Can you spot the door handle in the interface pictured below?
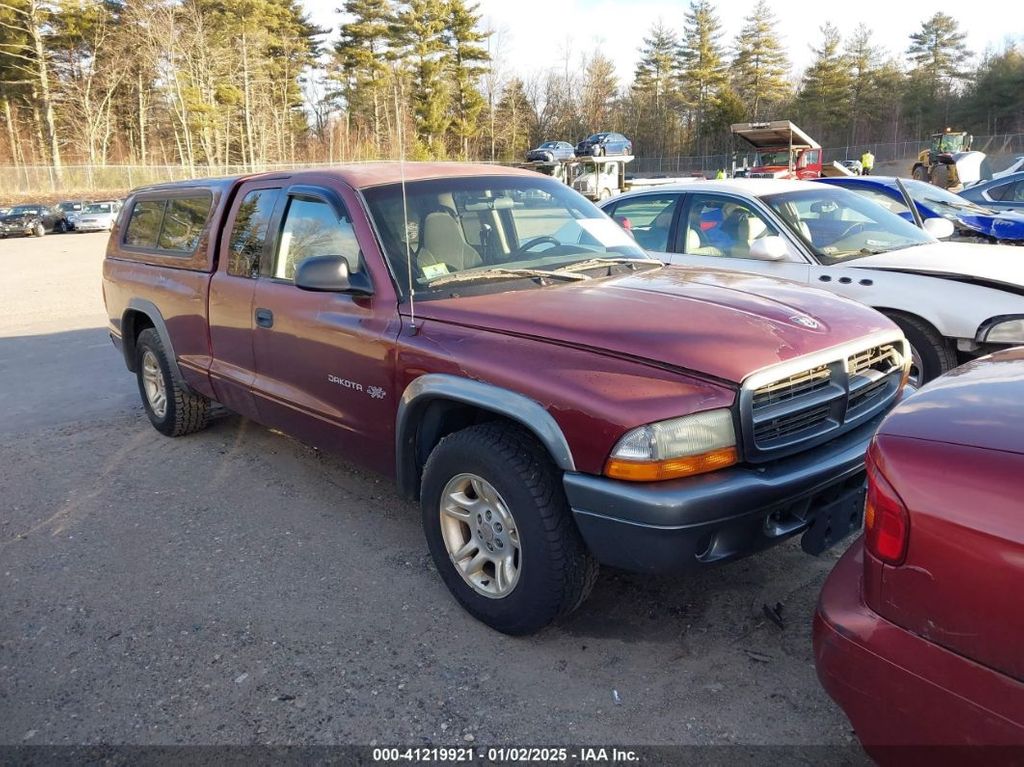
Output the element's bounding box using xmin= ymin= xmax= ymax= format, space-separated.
xmin=255 ymin=308 xmax=274 ymax=328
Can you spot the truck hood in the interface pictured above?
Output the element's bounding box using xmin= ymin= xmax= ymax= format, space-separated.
xmin=849 ymin=241 xmax=1024 ymax=289
xmin=414 ymin=266 xmax=896 ymax=385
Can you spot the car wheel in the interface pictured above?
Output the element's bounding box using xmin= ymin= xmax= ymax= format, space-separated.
xmin=33 ymin=223 xmax=46 ymax=237
xmin=57 ymin=220 xmax=68 ymax=233
xmin=598 ymin=189 xmax=611 ymax=200
xmin=883 ymin=312 xmax=957 ymax=386
xmin=912 ymin=165 xmax=929 ymax=182
xmin=135 ymin=328 xmax=211 ymax=437
xmin=420 ymin=422 xmax=598 ymax=635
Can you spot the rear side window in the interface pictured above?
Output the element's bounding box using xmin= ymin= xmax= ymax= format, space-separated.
xmin=123 ymin=193 xmax=212 ymax=255
xmin=228 ymin=189 xmax=281 ymax=277
xmin=124 ymin=200 xmax=164 ymax=247
xmin=158 ymin=197 xmax=210 ymax=253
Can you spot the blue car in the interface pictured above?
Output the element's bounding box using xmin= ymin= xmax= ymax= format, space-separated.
xmin=525 ymin=141 xmax=575 ymax=163
xmin=817 ymin=176 xmax=1024 ymax=245
xmin=959 ymin=171 xmax=1024 ymax=213
xmin=575 ymin=132 xmax=632 ymax=157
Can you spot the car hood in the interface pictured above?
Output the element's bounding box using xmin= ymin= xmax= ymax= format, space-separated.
xmin=849 ymin=241 xmax=1024 ymax=288
xmin=953 ymin=210 xmax=1024 ymax=241
xmin=414 ymin=266 xmax=896 ymax=385
xmin=1 ymin=213 xmax=36 ymax=223
xmin=878 ymin=347 xmax=1024 ymax=455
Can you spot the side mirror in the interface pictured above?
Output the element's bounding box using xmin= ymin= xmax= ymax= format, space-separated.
xmin=749 ymin=236 xmax=789 ymax=261
xmin=922 ymin=217 xmax=955 ymax=240
xmin=294 ymin=255 xmax=373 ymax=294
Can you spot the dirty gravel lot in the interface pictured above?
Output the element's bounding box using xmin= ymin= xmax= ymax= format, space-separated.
xmin=0 ymin=232 xmax=862 ymax=752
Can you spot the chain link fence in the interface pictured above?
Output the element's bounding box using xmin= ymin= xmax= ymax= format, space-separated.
xmin=2 ymin=134 xmax=1022 ymax=195
xmin=629 ymin=133 xmax=1024 ymax=177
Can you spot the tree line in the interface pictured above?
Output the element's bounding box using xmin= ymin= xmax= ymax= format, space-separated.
xmin=1 ymin=0 xmax=1022 ymax=181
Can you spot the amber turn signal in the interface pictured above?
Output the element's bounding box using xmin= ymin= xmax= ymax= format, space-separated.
xmin=604 ymin=446 xmax=738 ymax=482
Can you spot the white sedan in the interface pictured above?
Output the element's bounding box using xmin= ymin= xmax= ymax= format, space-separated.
xmin=600 ymin=179 xmax=1024 ymax=383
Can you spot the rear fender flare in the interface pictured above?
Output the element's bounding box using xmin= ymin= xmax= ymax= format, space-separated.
xmin=122 ymin=299 xmax=191 ymax=391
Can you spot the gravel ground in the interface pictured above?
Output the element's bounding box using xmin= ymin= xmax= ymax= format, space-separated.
xmin=0 ymin=231 xmax=863 ymax=753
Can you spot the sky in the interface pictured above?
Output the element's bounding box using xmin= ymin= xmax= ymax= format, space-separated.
xmin=302 ymin=0 xmax=1020 ymax=83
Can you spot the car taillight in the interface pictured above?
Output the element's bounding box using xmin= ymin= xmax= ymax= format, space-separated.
xmin=864 ymin=448 xmax=910 ymax=565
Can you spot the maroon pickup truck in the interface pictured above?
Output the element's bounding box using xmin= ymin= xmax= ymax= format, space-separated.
xmin=103 ymin=163 xmax=911 ymax=634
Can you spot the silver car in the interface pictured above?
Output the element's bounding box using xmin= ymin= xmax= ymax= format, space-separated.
xmin=75 ymin=200 xmax=122 ymax=232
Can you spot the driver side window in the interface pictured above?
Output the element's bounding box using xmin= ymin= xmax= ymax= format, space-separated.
xmin=268 ymin=196 xmax=361 ymax=281
xmin=680 ymin=195 xmax=779 ymax=259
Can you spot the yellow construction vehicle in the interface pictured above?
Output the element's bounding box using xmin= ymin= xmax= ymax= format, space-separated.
xmin=911 ymin=128 xmax=974 ymax=189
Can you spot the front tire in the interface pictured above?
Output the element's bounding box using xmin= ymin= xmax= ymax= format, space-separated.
xmin=135 ymin=328 xmax=210 ymax=436
xmin=33 ymin=223 xmax=45 ymax=237
xmin=420 ymin=422 xmax=598 ymax=635
xmin=912 ymin=164 xmax=929 ymax=182
xmin=883 ymin=311 xmax=957 ymax=385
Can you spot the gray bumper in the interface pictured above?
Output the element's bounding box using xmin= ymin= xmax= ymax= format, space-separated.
xmin=563 ymin=412 xmax=884 ymax=573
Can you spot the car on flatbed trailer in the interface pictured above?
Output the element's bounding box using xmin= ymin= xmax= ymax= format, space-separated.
xmin=103 ymin=163 xmax=910 ymax=634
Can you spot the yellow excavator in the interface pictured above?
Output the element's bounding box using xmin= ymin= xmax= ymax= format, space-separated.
xmin=911 ymin=128 xmax=979 ymax=189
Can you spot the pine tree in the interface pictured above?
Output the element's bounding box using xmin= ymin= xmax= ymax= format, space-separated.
xmin=844 ymin=24 xmax=882 ymax=146
xmin=677 ymin=0 xmax=728 ymax=154
xmin=632 ymin=23 xmax=681 ymax=157
xmin=494 ymin=76 xmax=532 ymax=161
xmin=731 ymin=0 xmax=791 ymax=120
xmin=906 ymin=12 xmax=971 ymax=128
xmin=444 ymin=0 xmax=489 ymax=159
xmin=579 ymin=52 xmax=617 ymax=134
xmin=795 ymin=23 xmax=852 ymax=143
xmin=335 ymin=0 xmax=394 ymax=154
xmin=907 ymin=13 xmax=970 ymax=91
xmin=391 ymin=0 xmax=450 ymax=156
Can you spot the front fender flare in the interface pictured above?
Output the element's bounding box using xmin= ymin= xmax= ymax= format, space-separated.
xmin=395 ymin=374 xmax=576 ymax=500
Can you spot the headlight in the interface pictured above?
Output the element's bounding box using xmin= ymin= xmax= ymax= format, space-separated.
xmin=979 ymin=317 xmax=1024 ymax=345
xmin=604 ymin=409 xmax=737 ymax=482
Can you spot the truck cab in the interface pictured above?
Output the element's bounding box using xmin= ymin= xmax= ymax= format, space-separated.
xmin=731 ymin=121 xmax=824 ymax=180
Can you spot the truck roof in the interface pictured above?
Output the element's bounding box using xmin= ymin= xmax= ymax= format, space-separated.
xmin=730 ymin=121 xmax=820 ymax=150
xmin=128 ymin=162 xmax=539 ymax=197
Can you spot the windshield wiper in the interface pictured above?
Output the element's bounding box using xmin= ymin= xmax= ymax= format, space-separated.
xmin=425 ymin=267 xmax=590 ymax=288
xmin=554 ymin=257 xmax=659 ymax=273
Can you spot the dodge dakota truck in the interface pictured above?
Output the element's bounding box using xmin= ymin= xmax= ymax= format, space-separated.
xmin=103 ymin=163 xmax=911 ymax=634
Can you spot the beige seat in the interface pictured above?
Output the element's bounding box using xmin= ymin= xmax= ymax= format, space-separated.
xmin=417 ymin=211 xmax=482 ymax=273
xmin=684 ymin=226 xmax=724 ymax=257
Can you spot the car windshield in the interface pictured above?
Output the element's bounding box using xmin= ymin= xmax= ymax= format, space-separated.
xmin=84 ymin=203 xmax=113 ymax=214
xmin=904 ymin=180 xmax=993 ymax=216
xmin=363 ymin=176 xmax=654 ymax=300
xmin=539 ymin=142 xmax=557 ymax=148
xmin=763 ymin=187 xmax=933 ymax=264
xmin=587 ymin=134 xmax=607 ymax=141
xmin=59 ymin=202 xmax=80 ymax=211
xmin=10 ymin=205 xmax=41 ymax=214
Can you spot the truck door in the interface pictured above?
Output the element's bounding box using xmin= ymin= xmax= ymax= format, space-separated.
xmin=207 ymin=181 xmax=285 ymax=419
xmin=249 ymin=183 xmax=400 ymax=475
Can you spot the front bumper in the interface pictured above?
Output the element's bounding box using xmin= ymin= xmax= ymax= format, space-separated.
xmin=563 ymin=412 xmax=884 ymax=573
xmin=813 ymin=540 xmax=1024 ymax=757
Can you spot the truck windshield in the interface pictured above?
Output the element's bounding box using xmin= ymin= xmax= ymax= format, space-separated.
xmin=763 ymin=187 xmax=933 ymax=264
xmin=756 ymin=151 xmax=791 ymax=166
xmin=363 ymin=176 xmax=653 ymax=299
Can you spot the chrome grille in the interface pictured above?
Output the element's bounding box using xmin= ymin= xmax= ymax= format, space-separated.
xmin=752 ymin=365 xmax=831 ymax=409
xmin=742 ymin=336 xmax=907 ymax=462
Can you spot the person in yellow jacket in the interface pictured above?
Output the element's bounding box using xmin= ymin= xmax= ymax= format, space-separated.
xmin=715 ymin=169 xmax=726 ymax=179
xmin=861 ymin=150 xmax=875 ymax=176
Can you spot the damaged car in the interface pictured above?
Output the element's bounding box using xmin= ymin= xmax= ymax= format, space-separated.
xmin=601 ymin=179 xmax=1024 ymax=384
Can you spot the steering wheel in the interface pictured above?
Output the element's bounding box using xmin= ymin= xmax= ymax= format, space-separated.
xmin=835 ymin=222 xmax=867 ymax=240
xmin=515 ymin=235 xmax=561 ymax=254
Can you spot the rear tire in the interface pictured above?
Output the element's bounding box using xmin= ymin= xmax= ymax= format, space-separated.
xmin=912 ymin=165 xmax=929 ymax=182
xmin=135 ymin=328 xmax=210 ymax=437
xmin=420 ymin=422 xmax=598 ymax=635
xmin=882 ymin=311 xmax=957 ymax=385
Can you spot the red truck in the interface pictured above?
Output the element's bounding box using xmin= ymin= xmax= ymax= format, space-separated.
xmin=731 ymin=121 xmax=825 ymax=180
xmin=102 ymin=163 xmax=911 ymax=634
